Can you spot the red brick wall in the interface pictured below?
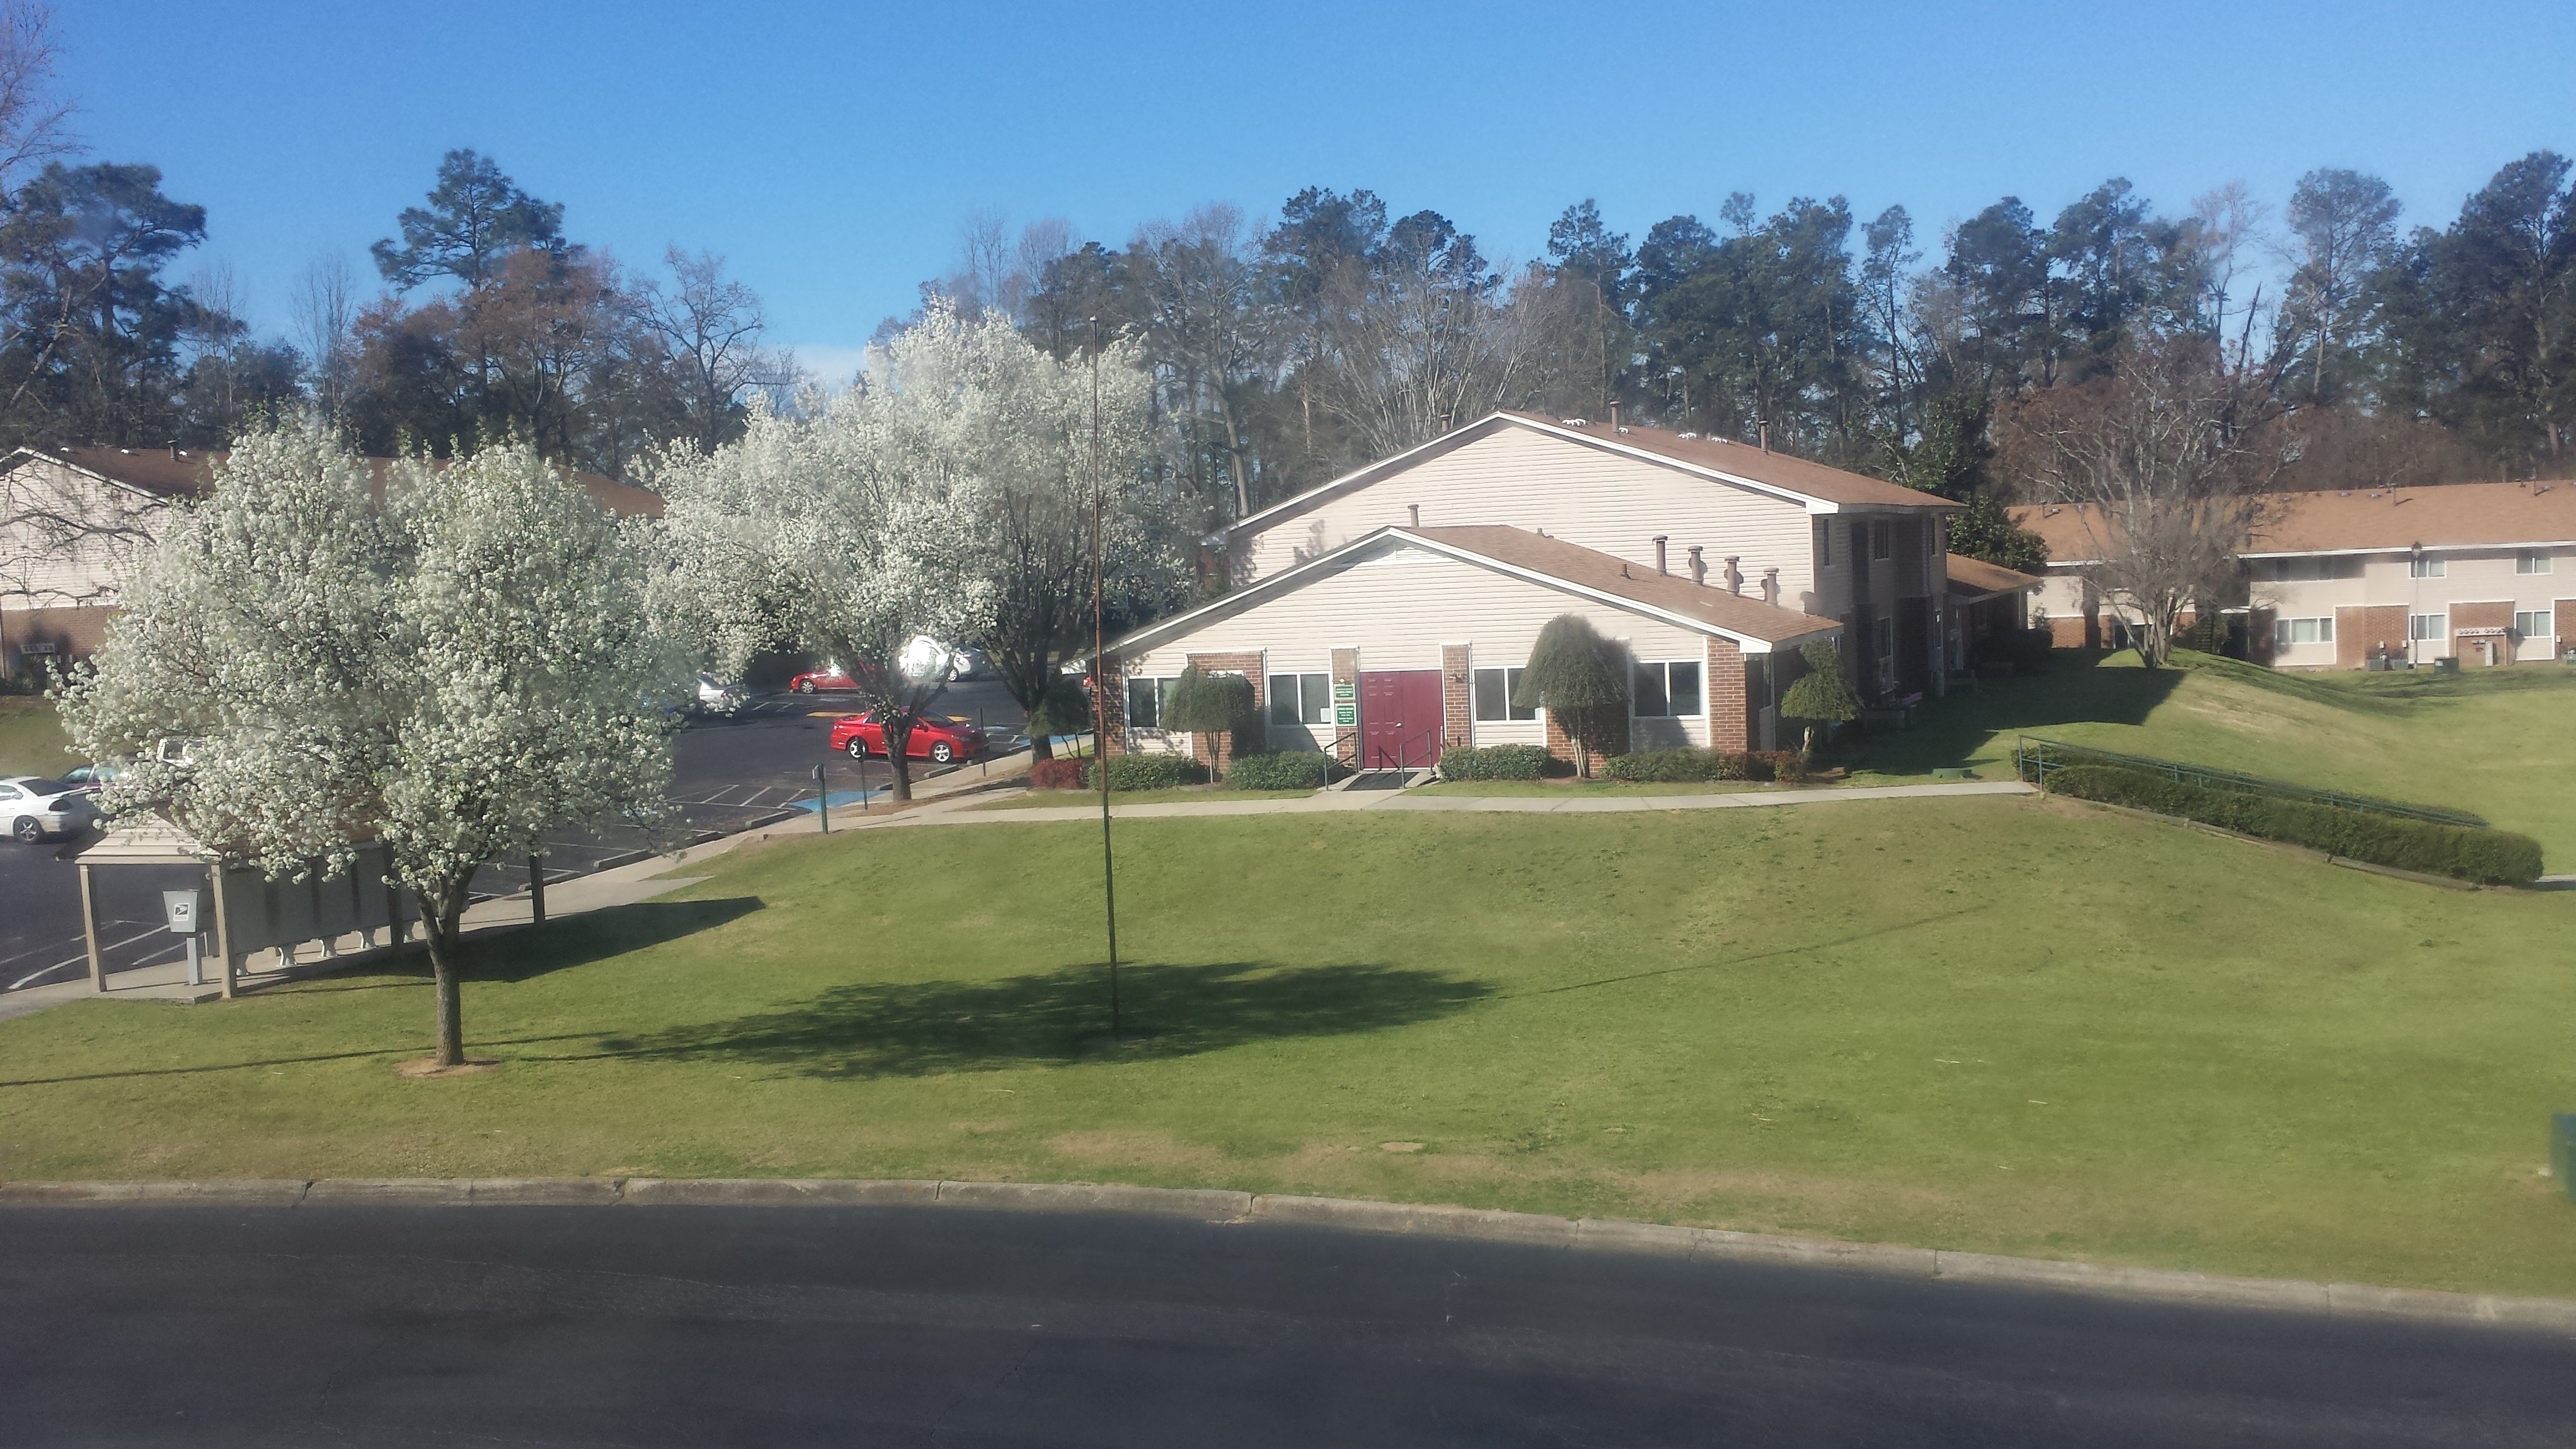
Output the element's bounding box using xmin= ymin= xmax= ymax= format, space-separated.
xmin=2450 ymin=601 xmax=2514 ymax=666
xmin=1 ymin=604 xmax=115 ymax=675
xmin=1439 ymin=645 xmax=1472 ymax=753
xmin=1184 ymin=651 xmax=1265 ymax=771
xmin=2334 ymin=605 xmax=2408 ymax=669
xmin=1705 ymin=637 xmax=1747 ymax=752
xmin=2557 ymin=600 xmax=2576 ymax=657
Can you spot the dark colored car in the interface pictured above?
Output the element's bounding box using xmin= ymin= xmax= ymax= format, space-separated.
xmin=827 ymin=711 xmax=986 ymax=765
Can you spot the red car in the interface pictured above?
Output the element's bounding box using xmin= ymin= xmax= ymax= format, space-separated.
xmin=788 ymin=665 xmax=859 ymax=694
xmin=829 ymin=710 xmax=987 ymax=765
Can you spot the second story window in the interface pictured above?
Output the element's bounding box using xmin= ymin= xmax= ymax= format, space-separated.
xmin=2409 ymin=555 xmax=2446 ymax=578
xmin=2519 ymin=552 xmax=2554 ymax=574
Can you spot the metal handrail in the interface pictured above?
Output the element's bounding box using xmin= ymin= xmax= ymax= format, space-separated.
xmin=2012 ymin=735 xmax=2487 ymax=827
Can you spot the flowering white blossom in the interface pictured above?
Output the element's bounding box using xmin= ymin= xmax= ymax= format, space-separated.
xmin=59 ymin=421 xmax=683 ymax=1066
xmin=645 ymin=301 xmax=1186 ymax=790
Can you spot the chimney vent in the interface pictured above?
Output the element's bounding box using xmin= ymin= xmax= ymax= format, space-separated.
xmin=1755 ymin=417 xmax=1772 ymax=453
xmin=1760 ymin=567 xmax=1780 ymax=606
xmin=1653 ymin=535 xmax=1669 ymax=575
xmin=1687 ymin=545 xmax=1706 ymax=585
xmin=1723 ymin=555 xmax=1743 ymax=595
xmin=1408 ymin=504 xmax=1420 ymax=527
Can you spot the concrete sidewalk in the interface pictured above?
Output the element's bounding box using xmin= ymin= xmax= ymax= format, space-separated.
xmin=902 ymin=778 xmax=2034 ymax=827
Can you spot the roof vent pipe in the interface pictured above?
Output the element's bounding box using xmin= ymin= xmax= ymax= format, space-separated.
xmin=1687 ymin=545 xmax=1707 ymax=585
xmin=1723 ymin=556 xmax=1743 ymax=595
xmin=1760 ymin=568 xmax=1780 ymax=607
xmin=1755 ymin=417 xmax=1772 ymax=454
xmin=1408 ymin=504 xmax=1420 ymax=527
xmin=1653 ymin=535 xmax=1668 ymax=575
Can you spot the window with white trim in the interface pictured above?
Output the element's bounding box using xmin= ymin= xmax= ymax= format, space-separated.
xmin=2514 ymin=610 xmax=2552 ymax=638
xmin=1631 ymin=660 xmax=1703 ymax=718
xmin=1266 ymin=672 xmax=1330 ymax=727
xmin=2408 ymin=613 xmax=2445 ymax=642
xmin=1125 ymin=676 xmax=1176 ymax=729
xmin=2518 ymin=552 xmax=2553 ymax=574
xmin=1472 ymin=666 xmax=1536 ymax=721
xmin=2273 ymin=617 xmax=2334 ymax=648
xmin=2409 ymin=555 xmax=2446 ymax=578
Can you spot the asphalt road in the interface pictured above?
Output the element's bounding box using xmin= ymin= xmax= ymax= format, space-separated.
xmin=2 ymin=1204 xmax=2570 ymax=1446
xmin=0 ymin=681 xmax=1028 ymax=994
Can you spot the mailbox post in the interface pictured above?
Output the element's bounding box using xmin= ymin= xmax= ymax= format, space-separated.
xmin=162 ymin=888 xmax=205 ymax=987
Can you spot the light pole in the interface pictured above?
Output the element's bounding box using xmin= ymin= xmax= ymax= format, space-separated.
xmin=1089 ymin=327 xmax=1120 ymax=1038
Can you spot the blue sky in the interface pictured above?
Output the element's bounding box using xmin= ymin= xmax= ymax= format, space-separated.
xmin=59 ymin=0 xmax=2576 ymax=373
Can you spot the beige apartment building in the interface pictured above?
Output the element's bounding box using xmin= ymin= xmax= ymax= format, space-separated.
xmin=2014 ymin=481 xmax=2575 ymax=670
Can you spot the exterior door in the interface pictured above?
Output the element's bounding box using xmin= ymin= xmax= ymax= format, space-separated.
xmin=1359 ymin=670 xmax=1444 ymax=768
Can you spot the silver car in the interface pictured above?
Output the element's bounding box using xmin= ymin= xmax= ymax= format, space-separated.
xmin=0 ymin=775 xmax=101 ymax=842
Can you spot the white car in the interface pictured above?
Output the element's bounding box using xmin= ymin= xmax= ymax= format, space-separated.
xmin=0 ymin=775 xmax=101 ymax=842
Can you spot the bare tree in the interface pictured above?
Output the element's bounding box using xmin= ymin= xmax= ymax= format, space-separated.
xmin=1312 ymin=242 xmax=1539 ymax=460
xmin=1132 ymin=205 xmax=1273 ymax=516
xmin=2007 ymin=334 xmax=2285 ymax=666
xmin=0 ymin=1 xmax=72 ymax=195
xmin=293 ymin=252 xmax=358 ymax=421
xmin=631 ymin=246 xmax=788 ymax=451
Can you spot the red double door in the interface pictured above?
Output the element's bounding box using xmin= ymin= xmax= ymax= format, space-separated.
xmin=1359 ymin=669 xmax=1444 ymax=769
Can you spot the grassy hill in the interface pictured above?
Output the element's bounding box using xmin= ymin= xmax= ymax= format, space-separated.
xmin=0 ymin=698 xmax=69 ymax=777
xmin=3 ymin=798 xmax=2569 ymax=1296
xmin=1850 ymin=651 xmax=2576 ymax=866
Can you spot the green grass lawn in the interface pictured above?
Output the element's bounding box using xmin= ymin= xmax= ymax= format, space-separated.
xmin=981 ymin=786 xmax=1320 ymax=809
xmin=0 ymin=698 xmax=69 ymax=776
xmin=1848 ymin=651 xmax=2576 ymax=866
xmin=2 ymin=797 xmax=2569 ymax=1295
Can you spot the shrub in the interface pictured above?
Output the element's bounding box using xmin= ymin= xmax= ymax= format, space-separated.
xmin=1082 ymin=754 xmax=1211 ymax=791
xmin=1226 ymin=750 xmax=1336 ymax=790
xmin=1024 ymin=678 xmax=1094 ymax=739
xmin=1780 ymin=639 xmax=1861 ymax=751
xmin=1603 ymin=748 xmax=1745 ymax=783
xmin=1436 ymin=743 xmax=1550 ymax=781
xmin=2013 ymin=626 xmax=2056 ymax=672
xmin=1027 ymin=757 xmax=1086 ymax=790
xmin=1516 ymin=615 xmax=1626 ymax=775
xmin=2044 ymin=764 xmax=2544 ymax=884
xmin=1749 ymin=749 xmax=1815 ymax=783
xmin=1163 ymin=665 xmax=1262 ymax=778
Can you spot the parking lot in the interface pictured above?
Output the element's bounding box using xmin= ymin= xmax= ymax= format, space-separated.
xmin=0 ymin=683 xmax=1027 ymax=995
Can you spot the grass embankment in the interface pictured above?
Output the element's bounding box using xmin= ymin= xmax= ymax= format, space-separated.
xmin=1852 ymin=651 xmax=2576 ymax=866
xmin=0 ymin=698 xmax=69 ymax=776
xmin=2 ymin=798 xmax=2569 ymax=1295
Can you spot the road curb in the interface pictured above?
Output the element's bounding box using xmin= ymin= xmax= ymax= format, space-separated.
xmin=5 ymin=1176 xmax=2572 ymax=1334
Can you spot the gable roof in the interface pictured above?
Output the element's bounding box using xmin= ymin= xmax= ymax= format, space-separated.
xmin=2013 ymin=481 xmax=2574 ymax=565
xmin=1943 ymin=553 xmax=2043 ymax=601
xmin=1111 ymin=522 xmax=1843 ymax=658
xmin=1224 ymin=411 xmax=1954 ymax=544
xmin=11 ymin=446 xmax=666 ymax=519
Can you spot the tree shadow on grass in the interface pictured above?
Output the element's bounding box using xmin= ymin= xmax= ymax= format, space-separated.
xmin=1853 ymin=652 xmax=2187 ymax=775
xmin=460 ymin=897 xmax=765 ymax=983
xmin=590 ymin=960 xmax=1492 ymax=1079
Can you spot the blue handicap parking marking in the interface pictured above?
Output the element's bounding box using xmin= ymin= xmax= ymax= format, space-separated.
xmin=789 ymin=788 xmax=884 ymax=813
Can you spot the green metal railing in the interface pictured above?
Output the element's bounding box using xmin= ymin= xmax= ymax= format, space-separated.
xmin=2012 ymin=736 xmax=2488 ymax=828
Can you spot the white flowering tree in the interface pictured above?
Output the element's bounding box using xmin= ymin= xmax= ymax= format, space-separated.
xmin=646 ymin=301 xmax=1186 ymax=791
xmin=59 ymin=422 xmax=681 ymax=1068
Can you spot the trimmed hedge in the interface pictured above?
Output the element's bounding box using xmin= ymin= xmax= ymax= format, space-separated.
xmin=1601 ymin=748 xmax=1817 ymax=784
xmin=1081 ymin=754 xmax=1211 ymax=791
xmin=1437 ymin=744 xmax=1550 ymax=781
xmin=2045 ymin=764 xmax=2543 ymax=885
xmin=1227 ymin=750 xmax=1337 ymax=790
xmin=1027 ymin=757 xmax=1086 ymax=790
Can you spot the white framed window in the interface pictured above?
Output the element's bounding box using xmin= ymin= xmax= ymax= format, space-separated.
xmin=1266 ymin=672 xmax=1330 ymax=727
xmin=1631 ymin=660 xmax=1704 ymax=718
xmin=2515 ymin=610 xmax=2552 ymax=638
xmin=1125 ymin=675 xmax=1177 ymax=729
xmin=2518 ymin=553 xmax=2553 ymax=575
xmin=2408 ymin=613 xmax=2445 ymax=642
xmin=2409 ymin=555 xmax=2446 ymax=578
xmin=2273 ymin=617 xmax=2334 ymax=648
xmin=1472 ymin=666 xmax=1536 ymax=721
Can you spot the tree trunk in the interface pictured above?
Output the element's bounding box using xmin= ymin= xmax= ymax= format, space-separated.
xmin=884 ymin=720 xmax=914 ymax=801
xmin=422 ymin=895 xmax=466 ymax=1068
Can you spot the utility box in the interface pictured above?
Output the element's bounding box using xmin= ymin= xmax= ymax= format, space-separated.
xmin=2557 ymin=1116 xmax=2576 ymax=1204
xmin=162 ymin=889 xmax=204 ymax=936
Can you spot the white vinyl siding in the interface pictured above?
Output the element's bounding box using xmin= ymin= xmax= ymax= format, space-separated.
xmin=1231 ymin=424 xmax=1822 ymax=613
xmin=1132 ymin=542 xmax=1720 ymax=748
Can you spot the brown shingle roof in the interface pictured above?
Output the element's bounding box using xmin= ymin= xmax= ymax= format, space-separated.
xmin=1498 ymin=411 xmax=1956 ymax=510
xmin=1407 ymin=524 xmax=1840 ymax=645
xmin=1943 ymin=553 xmax=2042 ymax=599
xmin=35 ymin=446 xmax=665 ymax=519
xmin=2014 ymin=481 xmax=2574 ymax=564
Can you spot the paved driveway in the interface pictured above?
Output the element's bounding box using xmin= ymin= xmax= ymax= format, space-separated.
xmin=0 ymin=681 xmax=1028 ymax=995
